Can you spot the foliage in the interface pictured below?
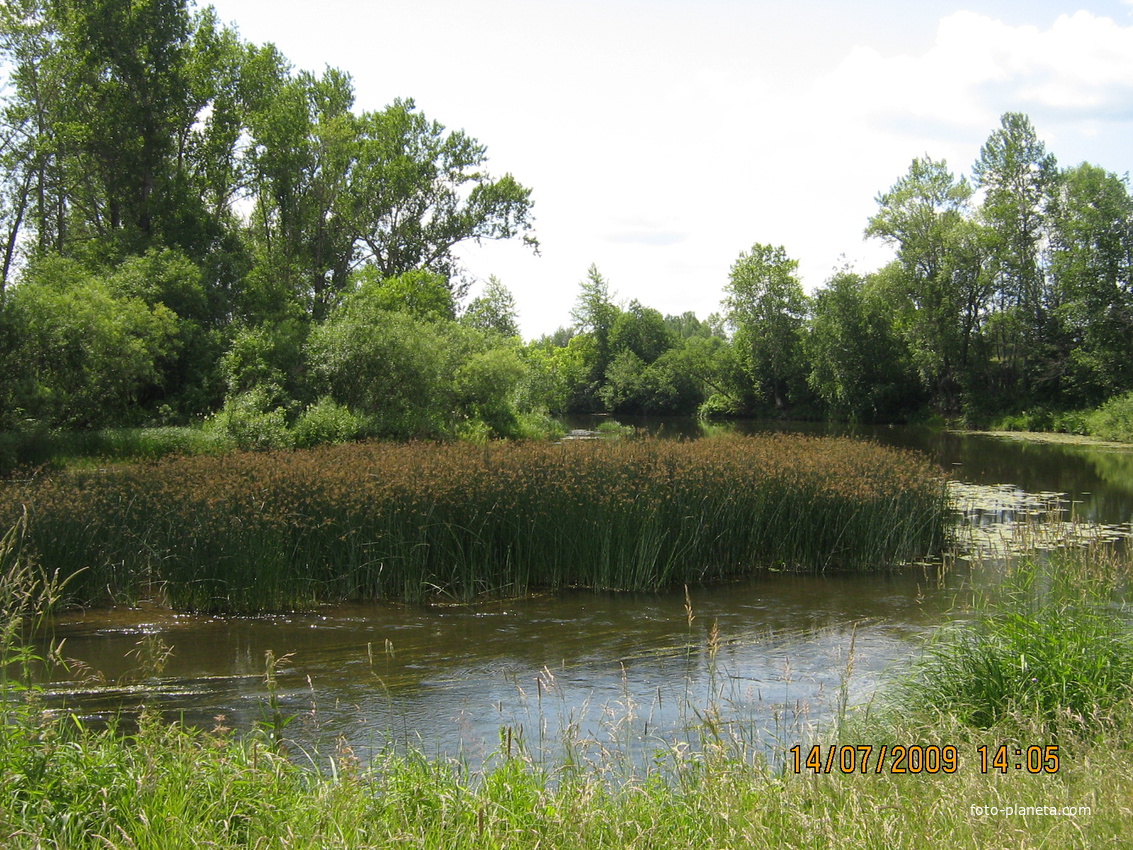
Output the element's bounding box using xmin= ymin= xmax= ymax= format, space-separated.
xmin=865 ymin=158 xmax=988 ymax=408
xmin=973 ymin=112 xmax=1060 ymax=398
xmin=517 ymin=337 xmax=591 ymax=415
xmin=0 ymin=426 xmax=234 ymax=475
xmin=207 ymin=386 xmax=292 ymax=451
xmin=305 ymin=291 xmax=455 ymax=438
xmin=461 ymin=275 xmax=521 ymax=338
xmin=1047 ymin=163 xmax=1133 ymax=404
xmin=292 ymin=397 xmax=371 ymax=449
xmin=454 ymin=347 xmax=529 ymax=437
xmin=350 ymin=267 xmax=456 ymax=322
xmin=2 ymin=0 xmax=1132 ymax=445
xmin=724 ymin=244 xmax=810 ymax=411
xmin=806 ymin=269 xmax=922 ymax=421
xmin=219 ymin=319 xmax=307 ymax=399
xmin=3 ymin=255 xmax=180 ymax=427
xmin=1085 ymin=391 xmax=1133 ymax=443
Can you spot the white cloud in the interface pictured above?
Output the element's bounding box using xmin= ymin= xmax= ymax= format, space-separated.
xmin=817 ymin=10 xmax=1133 ymax=134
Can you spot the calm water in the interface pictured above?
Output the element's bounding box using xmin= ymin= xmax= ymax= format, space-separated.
xmin=37 ymin=424 xmax=1133 ymax=766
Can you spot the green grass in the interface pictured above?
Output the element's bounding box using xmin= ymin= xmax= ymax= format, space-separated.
xmin=2 ymin=520 xmax=1132 ymax=847
xmin=0 ymin=713 xmax=1127 ymax=849
xmin=888 ymin=549 xmax=1133 ymax=737
xmin=0 ymin=434 xmax=948 ymax=612
xmin=982 ymin=390 xmax=1133 ymax=444
xmin=0 ymin=425 xmax=235 ymax=474
xmin=1085 ymin=390 xmax=1133 ymax=443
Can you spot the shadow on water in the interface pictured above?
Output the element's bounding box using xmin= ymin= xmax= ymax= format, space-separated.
xmin=36 ymin=419 xmax=1133 ymax=766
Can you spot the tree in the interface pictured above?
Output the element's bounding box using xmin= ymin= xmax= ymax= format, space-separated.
xmin=724 ymin=244 xmax=809 ymax=410
xmin=806 ymin=268 xmax=921 ymax=421
xmin=865 ymin=157 xmax=990 ymax=408
xmin=462 ymin=275 xmax=520 ymax=337
xmin=569 ymin=264 xmax=619 ymax=410
xmin=1046 ymin=163 xmax=1133 ymax=402
xmin=973 ymin=112 xmax=1059 ymax=397
xmin=243 ymin=53 xmax=358 ymax=319
xmin=245 ymin=85 xmax=538 ymax=319
xmin=0 ymin=0 xmax=251 ymax=304
xmin=609 ymin=300 xmax=675 ymax=364
xmin=348 ymin=99 xmax=537 ymax=289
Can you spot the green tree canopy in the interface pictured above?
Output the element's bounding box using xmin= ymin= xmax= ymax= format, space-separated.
xmin=724 ymin=243 xmax=810 ymax=410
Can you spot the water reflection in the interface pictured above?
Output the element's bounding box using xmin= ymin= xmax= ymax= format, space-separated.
xmin=42 ymin=569 xmax=959 ymax=767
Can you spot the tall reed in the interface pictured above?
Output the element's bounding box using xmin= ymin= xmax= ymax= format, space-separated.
xmin=0 ymin=435 xmax=948 ymax=612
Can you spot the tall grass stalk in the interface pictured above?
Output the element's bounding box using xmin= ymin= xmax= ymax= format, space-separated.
xmin=0 ymin=435 xmax=948 ymax=612
xmin=890 ymin=546 xmax=1133 ymax=737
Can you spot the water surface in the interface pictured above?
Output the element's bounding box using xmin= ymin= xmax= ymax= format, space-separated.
xmin=38 ymin=424 xmax=1133 ymax=765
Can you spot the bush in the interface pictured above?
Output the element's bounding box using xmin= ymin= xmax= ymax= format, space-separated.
xmin=292 ymin=398 xmax=370 ymax=448
xmin=208 ymin=387 xmax=292 ymax=451
xmin=1087 ymin=391 xmax=1133 ymax=443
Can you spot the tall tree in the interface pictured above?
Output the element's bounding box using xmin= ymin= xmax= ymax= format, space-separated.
xmin=1047 ymin=163 xmax=1133 ymax=401
xmin=0 ymin=0 xmax=250 ymax=270
xmin=866 ymin=156 xmax=990 ymax=407
xmin=973 ymin=112 xmax=1058 ymax=397
xmin=243 ymin=51 xmax=358 ymax=319
xmin=724 ymin=243 xmax=809 ymax=410
xmin=348 ymin=99 xmax=537 ymax=289
xmin=566 ymin=264 xmax=619 ymax=411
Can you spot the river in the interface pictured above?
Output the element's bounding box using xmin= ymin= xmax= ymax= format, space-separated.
xmin=36 ymin=423 xmax=1133 ymax=767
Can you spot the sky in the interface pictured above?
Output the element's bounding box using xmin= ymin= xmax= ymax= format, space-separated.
xmin=207 ymin=0 xmax=1133 ymax=338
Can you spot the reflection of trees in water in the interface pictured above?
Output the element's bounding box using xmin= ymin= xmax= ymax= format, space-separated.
xmin=1083 ymin=450 xmax=1133 ymax=496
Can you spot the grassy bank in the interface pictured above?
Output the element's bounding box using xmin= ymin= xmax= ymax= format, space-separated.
xmin=1 ymin=526 xmax=1131 ymax=848
xmin=987 ymin=389 xmax=1133 ymax=444
xmin=0 ymin=434 xmax=947 ymax=612
xmin=0 ymin=711 xmax=1126 ymax=849
xmin=0 ymin=425 xmax=236 ymax=474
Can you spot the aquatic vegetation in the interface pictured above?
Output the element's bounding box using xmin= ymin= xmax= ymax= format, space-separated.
xmin=2 ymin=518 xmax=1131 ymax=847
xmin=948 ymin=481 xmax=1133 ymax=556
xmin=891 ymin=550 xmax=1133 ymax=737
xmin=0 ymin=435 xmax=947 ymax=612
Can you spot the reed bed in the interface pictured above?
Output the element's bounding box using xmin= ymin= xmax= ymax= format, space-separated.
xmin=0 ymin=434 xmax=948 ymax=612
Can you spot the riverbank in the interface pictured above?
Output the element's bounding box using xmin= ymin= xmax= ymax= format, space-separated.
xmin=957 ymin=429 xmax=1133 ymax=450
xmin=3 ymin=537 xmax=1131 ymax=848
xmin=0 ymin=712 xmax=1124 ymax=849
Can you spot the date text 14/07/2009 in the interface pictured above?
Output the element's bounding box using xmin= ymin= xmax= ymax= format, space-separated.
xmin=789 ymin=744 xmax=1061 ymax=775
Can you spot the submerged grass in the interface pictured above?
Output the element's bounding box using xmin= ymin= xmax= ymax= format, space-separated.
xmin=0 ymin=434 xmax=948 ymax=612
